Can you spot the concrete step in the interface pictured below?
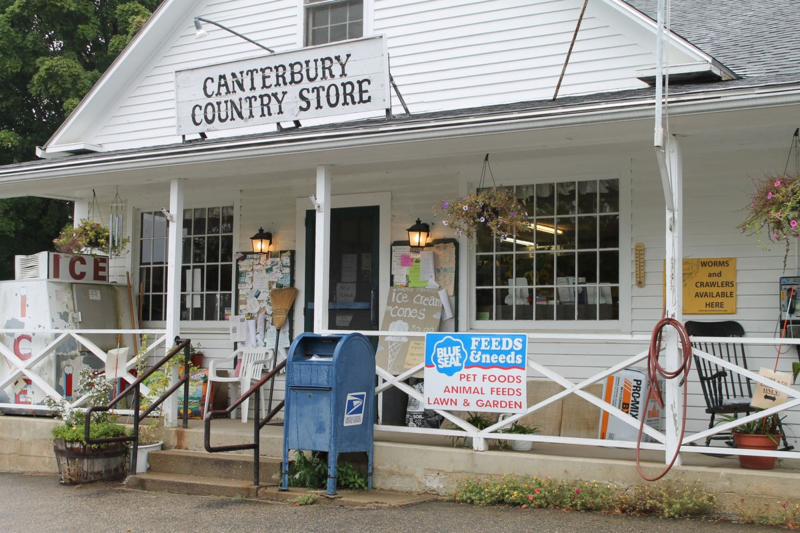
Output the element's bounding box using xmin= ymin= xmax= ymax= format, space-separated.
xmin=126 ymin=472 xmax=263 ymax=498
xmin=146 ymin=449 xmax=283 ymax=483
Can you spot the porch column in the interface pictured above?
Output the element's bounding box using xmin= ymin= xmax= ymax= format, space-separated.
xmin=165 ymin=178 xmax=184 ymax=426
xmin=314 ymin=165 xmax=332 ymax=334
xmin=73 ymin=200 xmax=89 ymax=226
xmin=663 ymin=136 xmax=683 ymax=465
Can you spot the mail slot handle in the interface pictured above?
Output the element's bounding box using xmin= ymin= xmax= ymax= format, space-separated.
xmin=290 ymin=386 xmax=332 ymax=392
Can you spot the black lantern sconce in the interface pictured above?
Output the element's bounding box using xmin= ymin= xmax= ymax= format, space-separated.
xmin=406 ymin=218 xmax=430 ymax=249
xmin=250 ymin=227 xmax=273 ymax=255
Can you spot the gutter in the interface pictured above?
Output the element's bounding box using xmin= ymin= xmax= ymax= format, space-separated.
xmin=2 ymin=82 xmax=800 ymax=185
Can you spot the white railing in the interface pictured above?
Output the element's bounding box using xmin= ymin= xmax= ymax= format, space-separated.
xmin=326 ymin=329 xmax=800 ymax=463
xmin=0 ymin=329 xmax=167 ymax=413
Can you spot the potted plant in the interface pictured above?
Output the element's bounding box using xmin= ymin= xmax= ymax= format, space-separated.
xmin=500 ymin=421 xmax=540 ymax=451
xmin=739 ymin=172 xmax=800 ymax=269
xmin=449 ymin=412 xmax=492 ymax=448
xmin=53 ymin=218 xmax=130 ymax=256
xmin=128 ymin=416 xmax=164 ymax=474
xmin=721 ymin=413 xmax=783 ymax=470
xmin=433 ymin=188 xmax=529 ymax=240
xmin=44 ymin=370 xmax=127 ymax=484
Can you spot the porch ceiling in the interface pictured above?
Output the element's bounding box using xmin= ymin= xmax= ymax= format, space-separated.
xmin=1 ymin=97 xmax=799 ymax=201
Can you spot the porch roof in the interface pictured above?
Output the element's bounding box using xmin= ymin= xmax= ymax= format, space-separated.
xmin=1 ymin=72 xmax=799 ymax=198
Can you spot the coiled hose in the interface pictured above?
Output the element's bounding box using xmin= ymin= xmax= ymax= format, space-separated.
xmin=636 ymin=317 xmax=693 ymax=481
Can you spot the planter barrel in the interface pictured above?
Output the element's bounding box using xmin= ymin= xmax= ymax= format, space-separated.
xmin=53 ymin=439 xmax=127 ymax=484
xmin=733 ymin=433 xmax=781 ymax=470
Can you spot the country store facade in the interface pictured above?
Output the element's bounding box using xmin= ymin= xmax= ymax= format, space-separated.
xmin=2 ymin=0 xmax=800 ymax=484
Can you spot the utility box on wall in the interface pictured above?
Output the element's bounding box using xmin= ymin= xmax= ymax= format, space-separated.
xmin=281 ymin=333 xmax=375 ymax=495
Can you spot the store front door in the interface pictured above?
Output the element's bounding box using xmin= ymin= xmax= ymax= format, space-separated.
xmin=304 ymin=206 xmax=380 ymax=334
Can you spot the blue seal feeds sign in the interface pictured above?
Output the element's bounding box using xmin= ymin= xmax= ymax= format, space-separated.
xmin=344 ymin=392 xmax=366 ymax=426
xmin=431 ymin=335 xmax=468 ymax=376
xmin=424 ymin=333 xmax=528 ymax=413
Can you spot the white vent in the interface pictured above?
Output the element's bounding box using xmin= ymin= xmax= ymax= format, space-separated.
xmin=14 ymin=252 xmax=49 ymax=280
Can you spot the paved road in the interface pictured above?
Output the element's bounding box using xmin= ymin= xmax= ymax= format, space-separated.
xmin=0 ymin=473 xmax=777 ymax=533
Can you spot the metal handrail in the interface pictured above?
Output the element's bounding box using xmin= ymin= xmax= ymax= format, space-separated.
xmin=84 ymin=337 xmax=192 ymax=474
xmin=204 ymin=358 xmax=287 ymax=486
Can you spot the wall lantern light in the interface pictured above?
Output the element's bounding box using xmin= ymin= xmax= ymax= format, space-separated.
xmin=250 ymin=227 xmax=273 ymax=254
xmin=406 ymin=219 xmax=430 ymax=249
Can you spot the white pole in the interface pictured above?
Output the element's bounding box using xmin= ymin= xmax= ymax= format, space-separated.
xmin=314 ymin=165 xmax=332 ymax=334
xmin=164 ymin=178 xmax=184 ymax=426
xmin=663 ymin=136 xmax=683 ymax=465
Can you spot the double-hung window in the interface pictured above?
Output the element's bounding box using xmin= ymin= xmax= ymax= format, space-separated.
xmin=305 ymin=0 xmax=363 ymax=46
xmin=474 ymin=179 xmax=620 ymax=323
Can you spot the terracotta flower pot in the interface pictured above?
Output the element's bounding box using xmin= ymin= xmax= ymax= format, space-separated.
xmin=733 ymin=432 xmax=781 ymax=470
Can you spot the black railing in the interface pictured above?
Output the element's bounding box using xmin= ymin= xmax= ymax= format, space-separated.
xmin=204 ymin=359 xmax=287 ymax=486
xmin=84 ymin=337 xmax=192 ymax=474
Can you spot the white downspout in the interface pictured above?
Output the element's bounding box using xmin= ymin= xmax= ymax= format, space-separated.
xmin=313 ymin=165 xmax=332 ymax=334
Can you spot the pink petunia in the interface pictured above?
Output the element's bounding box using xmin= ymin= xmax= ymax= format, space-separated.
xmin=768 ymin=192 xmax=773 ymax=199
xmin=777 ymin=213 xmax=782 ymax=218
xmin=529 ymin=495 xmax=534 ymax=501
xmin=776 ymin=180 xmax=782 ymax=187
xmin=792 ymin=220 xmax=798 ymax=228
xmin=521 ymin=505 xmax=528 ymax=509
xmin=774 ymin=233 xmax=780 ymax=240
xmin=534 ymin=488 xmax=540 ymax=494
xmin=575 ymin=489 xmax=581 ymax=495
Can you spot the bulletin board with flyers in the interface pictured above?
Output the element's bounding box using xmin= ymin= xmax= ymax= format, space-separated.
xmin=232 ymin=251 xmax=295 ymax=352
xmin=388 ymin=238 xmax=459 ymax=333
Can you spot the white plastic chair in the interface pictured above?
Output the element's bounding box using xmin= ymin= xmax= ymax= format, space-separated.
xmin=204 ymin=347 xmax=275 ymax=423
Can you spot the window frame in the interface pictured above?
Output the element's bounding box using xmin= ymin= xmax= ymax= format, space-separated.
xmin=297 ymin=0 xmax=373 ymax=48
xmin=468 ymin=173 xmax=631 ymax=332
xmin=135 ymin=196 xmax=240 ymax=329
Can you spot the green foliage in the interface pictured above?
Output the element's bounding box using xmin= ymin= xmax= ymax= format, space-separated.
xmin=0 ymin=196 xmax=72 ymax=279
xmin=450 ymin=476 xmax=717 ymax=519
xmin=44 ymin=369 xmax=126 ymax=448
xmin=53 ymin=218 xmax=130 ymax=256
xmin=433 ymin=188 xmax=529 ymax=239
xmin=289 ymin=451 xmax=369 ymax=491
xmin=718 ymin=412 xmax=782 ymax=441
xmin=501 ymin=421 xmax=539 ymax=435
xmin=289 ymin=493 xmax=318 ymax=506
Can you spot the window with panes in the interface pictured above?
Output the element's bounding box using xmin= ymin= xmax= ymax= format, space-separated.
xmin=180 ymin=206 xmax=234 ymax=321
xmin=474 ymin=180 xmax=620 ymax=322
xmin=139 ymin=211 xmax=169 ymax=321
xmin=305 ymin=0 xmax=363 ymax=46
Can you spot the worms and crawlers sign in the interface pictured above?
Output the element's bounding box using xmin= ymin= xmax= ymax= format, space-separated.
xmin=424 ymin=333 xmax=527 ymax=413
xmin=175 ymin=36 xmax=389 ymax=135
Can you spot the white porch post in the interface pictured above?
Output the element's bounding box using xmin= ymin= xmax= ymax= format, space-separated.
xmin=663 ymin=136 xmax=683 ymax=465
xmin=73 ymin=200 xmax=89 ymax=226
xmin=164 ymin=178 xmax=184 ymax=426
xmin=313 ymin=165 xmax=331 ymax=334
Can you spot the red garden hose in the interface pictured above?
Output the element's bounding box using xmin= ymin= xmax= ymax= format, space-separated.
xmin=636 ymin=317 xmax=693 ymax=481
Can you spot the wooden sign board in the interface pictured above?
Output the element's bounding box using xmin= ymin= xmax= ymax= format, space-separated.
xmin=175 ymin=36 xmax=389 ymax=135
xmin=663 ymin=258 xmax=736 ymax=314
xmin=376 ymin=288 xmax=442 ymax=375
xmin=751 ymin=367 xmax=791 ymax=409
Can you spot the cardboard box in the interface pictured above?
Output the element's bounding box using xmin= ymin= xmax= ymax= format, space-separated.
xmin=599 ymin=368 xmax=663 ymax=442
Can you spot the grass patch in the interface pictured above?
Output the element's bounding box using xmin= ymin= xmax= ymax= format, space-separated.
xmin=449 ymin=475 xmax=716 ymax=519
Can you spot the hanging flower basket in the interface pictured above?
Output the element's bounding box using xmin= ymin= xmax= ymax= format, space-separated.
xmin=433 ymin=154 xmax=529 ymax=239
xmin=738 ymin=173 xmax=800 ymax=268
xmin=433 ymin=188 xmax=529 ymax=239
xmin=53 ymin=219 xmax=129 ymax=256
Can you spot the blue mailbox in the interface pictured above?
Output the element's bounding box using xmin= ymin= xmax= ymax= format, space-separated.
xmin=281 ymin=332 xmax=375 ymax=495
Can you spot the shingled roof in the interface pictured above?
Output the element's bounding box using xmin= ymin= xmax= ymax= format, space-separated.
xmin=624 ymin=0 xmax=800 ymax=78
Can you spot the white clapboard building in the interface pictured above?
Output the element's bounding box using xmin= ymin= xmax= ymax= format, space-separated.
xmin=2 ymin=0 xmax=800 ymax=465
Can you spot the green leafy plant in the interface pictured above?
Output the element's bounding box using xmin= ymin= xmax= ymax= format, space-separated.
xmin=289 ymin=451 xmax=368 ymax=490
xmin=733 ymin=498 xmax=800 ymax=528
xmin=289 ymin=494 xmax=318 ymax=506
xmin=44 ymin=369 xmax=125 ymax=448
xmin=449 ymin=475 xmax=716 ymax=518
xmin=739 ymin=172 xmax=800 ymax=268
xmin=433 ymin=188 xmax=529 ymax=240
xmin=449 ymin=412 xmax=492 ymax=447
xmin=501 ymin=421 xmax=540 ymax=435
xmin=53 ymin=218 xmax=130 ymax=256
xmin=719 ymin=412 xmax=782 ymax=443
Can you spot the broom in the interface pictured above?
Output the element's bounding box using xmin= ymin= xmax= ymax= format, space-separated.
xmin=267 ymin=287 xmax=298 ymax=413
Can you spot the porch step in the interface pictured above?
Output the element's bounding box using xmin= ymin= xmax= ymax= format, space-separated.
xmin=126 ymin=472 xmax=264 ymax=498
xmin=145 ymin=449 xmax=283 ymax=483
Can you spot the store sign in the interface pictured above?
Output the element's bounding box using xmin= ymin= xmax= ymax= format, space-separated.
xmin=49 ymin=253 xmax=109 ymax=283
xmin=663 ymin=258 xmax=736 ymax=314
xmin=175 ymin=36 xmax=389 ymax=135
xmin=424 ymin=333 xmax=527 ymax=413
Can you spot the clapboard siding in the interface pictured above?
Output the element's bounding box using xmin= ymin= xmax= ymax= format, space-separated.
xmin=86 ymin=0 xmax=696 ymax=151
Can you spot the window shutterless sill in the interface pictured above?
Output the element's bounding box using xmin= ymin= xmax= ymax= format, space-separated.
xmin=469 ymin=320 xmax=627 ymax=334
